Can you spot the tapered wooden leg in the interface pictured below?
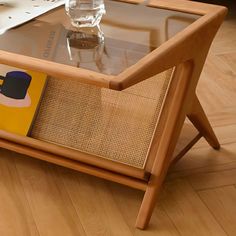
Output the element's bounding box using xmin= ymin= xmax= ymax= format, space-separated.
xmin=135 ymin=173 xmax=166 ymax=229
xmin=187 ymin=96 xmax=220 ymax=149
xmin=135 ymin=62 xmax=196 ymax=229
xmin=136 ymin=112 xmax=187 ymax=229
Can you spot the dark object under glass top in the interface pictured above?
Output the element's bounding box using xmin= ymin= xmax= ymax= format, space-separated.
xmin=0 ymin=0 xmax=199 ymax=75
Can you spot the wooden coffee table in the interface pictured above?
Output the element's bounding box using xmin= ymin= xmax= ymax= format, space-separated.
xmin=0 ymin=0 xmax=227 ymax=229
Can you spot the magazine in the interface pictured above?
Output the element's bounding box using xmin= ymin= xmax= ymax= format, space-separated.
xmin=0 ymin=20 xmax=61 ymax=135
xmin=0 ymin=70 xmax=47 ymax=135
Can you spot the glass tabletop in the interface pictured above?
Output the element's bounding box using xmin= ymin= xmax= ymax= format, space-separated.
xmin=0 ymin=0 xmax=199 ymax=75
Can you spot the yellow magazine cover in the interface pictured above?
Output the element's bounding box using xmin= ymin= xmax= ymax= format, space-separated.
xmin=0 ymin=70 xmax=47 ymax=136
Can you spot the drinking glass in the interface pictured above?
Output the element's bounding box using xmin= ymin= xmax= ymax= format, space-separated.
xmin=65 ymin=0 xmax=106 ymax=28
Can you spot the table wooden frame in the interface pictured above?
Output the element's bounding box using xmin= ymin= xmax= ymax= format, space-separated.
xmin=0 ymin=0 xmax=227 ymax=230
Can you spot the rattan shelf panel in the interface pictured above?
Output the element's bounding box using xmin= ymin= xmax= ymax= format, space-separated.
xmin=31 ymin=69 xmax=172 ymax=168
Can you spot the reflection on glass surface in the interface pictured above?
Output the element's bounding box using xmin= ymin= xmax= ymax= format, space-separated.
xmin=66 ymin=26 xmax=105 ymax=72
xmin=0 ymin=0 xmax=200 ymax=75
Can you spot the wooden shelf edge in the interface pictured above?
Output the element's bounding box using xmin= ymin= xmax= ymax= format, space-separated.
xmin=0 ymin=138 xmax=148 ymax=191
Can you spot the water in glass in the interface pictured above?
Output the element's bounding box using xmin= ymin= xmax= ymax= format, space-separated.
xmin=65 ymin=0 xmax=106 ymax=28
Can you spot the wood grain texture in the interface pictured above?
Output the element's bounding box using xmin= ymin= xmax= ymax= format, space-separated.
xmin=108 ymin=183 xmax=181 ymax=236
xmin=148 ymin=0 xmax=223 ymax=15
xmin=0 ymin=129 xmax=147 ymax=180
xmin=161 ymin=179 xmax=227 ymax=236
xmin=188 ymin=168 xmax=236 ymax=190
xmin=59 ymin=168 xmax=133 ymax=236
xmin=13 ymin=154 xmax=86 ymax=236
xmin=169 ymin=142 xmax=236 ymax=178
xmin=0 ymin=138 xmax=148 ymax=191
xmin=0 ymin=0 xmax=228 ymax=228
xmin=199 ymin=186 xmax=236 ymax=236
xmin=0 ymin=0 xmax=234 ymax=234
xmin=0 ymin=150 xmax=39 ymax=236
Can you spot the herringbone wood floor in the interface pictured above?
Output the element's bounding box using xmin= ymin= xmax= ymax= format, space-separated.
xmin=0 ymin=1 xmax=235 ymax=235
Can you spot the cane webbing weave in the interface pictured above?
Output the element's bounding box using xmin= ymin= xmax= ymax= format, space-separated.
xmin=31 ymin=69 xmax=172 ymax=168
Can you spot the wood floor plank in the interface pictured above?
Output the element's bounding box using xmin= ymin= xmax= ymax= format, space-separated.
xmin=0 ymin=150 xmax=39 ymax=236
xmin=188 ymin=168 xmax=236 ymax=191
xmin=108 ymin=183 xmax=180 ymax=236
xmin=194 ymin=124 xmax=236 ymax=149
xmin=197 ymin=63 xmax=236 ymax=113
xmin=199 ymin=186 xmax=236 ymax=236
xmin=59 ymin=167 xmax=133 ymax=236
xmin=13 ymin=153 xmax=86 ymax=236
xmin=206 ymin=107 xmax=236 ymax=127
xmin=169 ymin=142 xmax=236 ymax=175
xmin=218 ymin=52 xmax=236 ymax=74
xmin=161 ymin=179 xmax=227 ymax=236
xmin=210 ymin=20 xmax=236 ymax=55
